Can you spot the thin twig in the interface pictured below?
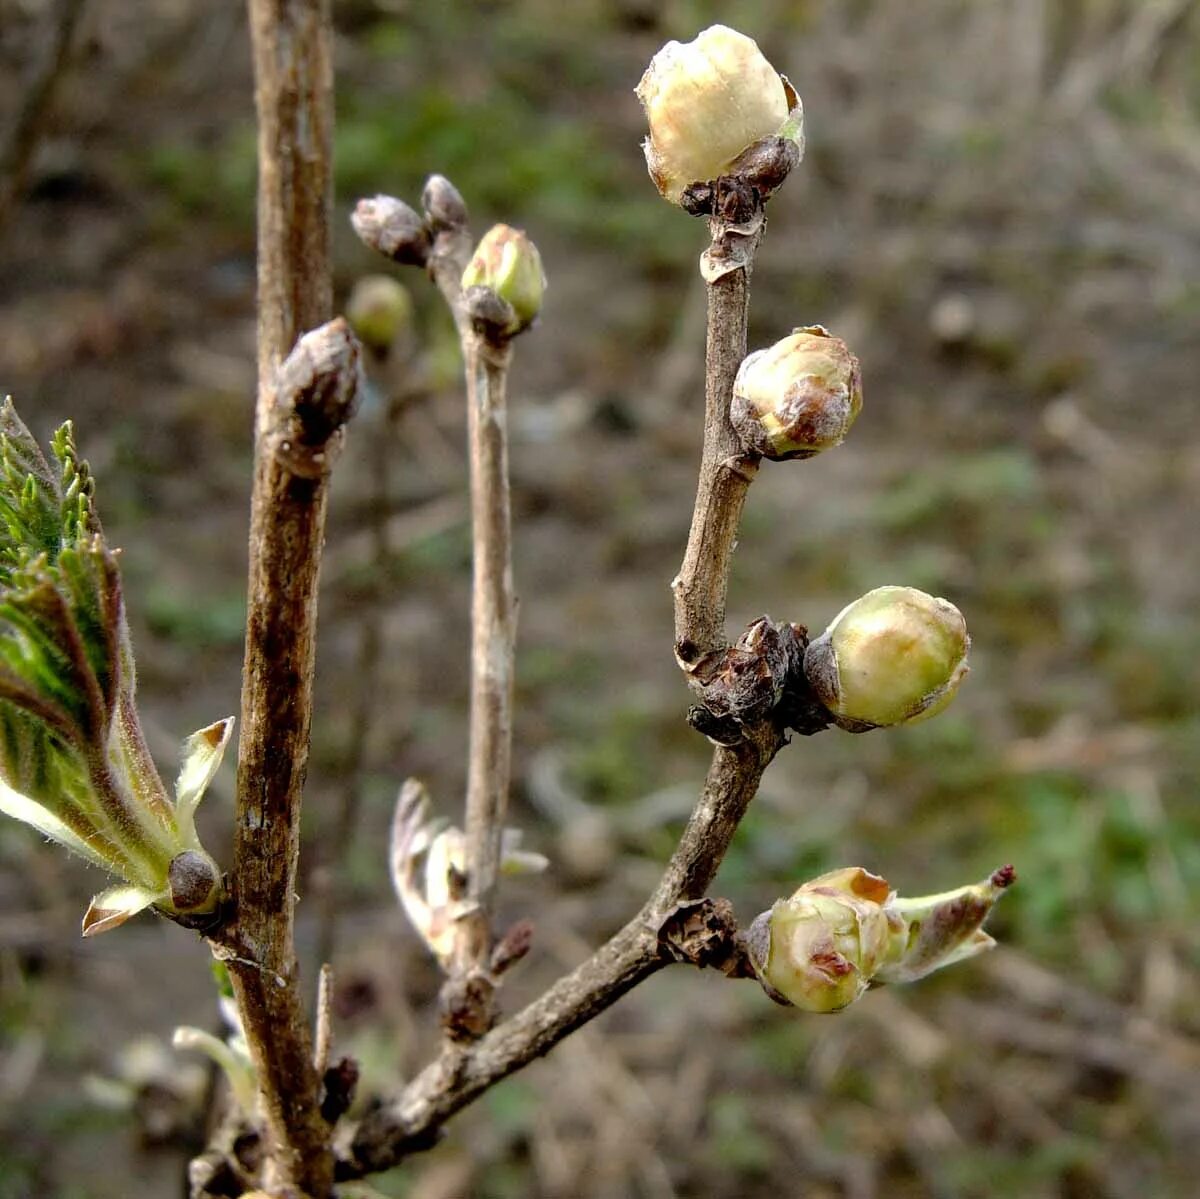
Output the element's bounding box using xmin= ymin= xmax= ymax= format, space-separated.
xmin=342 ymin=721 xmax=782 ymax=1176
xmin=341 ymin=191 xmax=784 ymax=1173
xmin=0 ymin=0 xmax=89 ymax=235
xmin=671 ymin=194 xmax=765 ymax=671
xmin=217 ymin=4 xmax=345 ymax=1193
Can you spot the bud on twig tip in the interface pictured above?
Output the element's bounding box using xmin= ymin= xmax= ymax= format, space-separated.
xmin=351 ymin=194 xmax=431 ymax=266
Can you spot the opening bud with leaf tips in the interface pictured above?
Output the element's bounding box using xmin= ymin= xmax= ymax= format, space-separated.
xmin=636 ymin=25 xmax=804 ymax=206
xmin=0 ymin=401 xmax=231 ymax=936
xmin=461 ymin=224 xmax=546 ymax=337
xmin=746 ymin=865 xmax=1015 ymax=1013
xmin=803 ymin=586 xmax=969 ymax=732
xmin=732 ymin=326 xmax=862 ymax=460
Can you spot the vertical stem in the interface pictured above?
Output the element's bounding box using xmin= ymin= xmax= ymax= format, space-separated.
xmin=227 ymin=2 xmax=336 ymax=1194
xmin=671 ymin=220 xmax=764 ymax=669
xmin=461 ymin=335 xmax=516 ymax=965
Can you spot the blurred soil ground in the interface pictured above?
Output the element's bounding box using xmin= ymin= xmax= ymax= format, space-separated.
xmin=1 ymin=2 xmax=1199 ymax=1197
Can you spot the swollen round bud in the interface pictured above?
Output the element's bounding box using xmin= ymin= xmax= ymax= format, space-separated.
xmin=345 ymin=275 xmax=414 ymax=353
xmin=747 ymin=868 xmax=900 ymax=1013
xmin=732 ymin=326 xmax=862 ymax=460
xmin=636 ymin=25 xmax=803 ymax=205
xmin=461 ymin=224 xmax=546 ymax=336
xmin=803 ymin=586 xmax=969 ymax=732
xmin=351 ymin=195 xmax=430 ymax=266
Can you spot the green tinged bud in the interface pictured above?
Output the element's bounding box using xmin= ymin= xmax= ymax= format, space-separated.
xmin=748 ymin=868 xmax=899 ymax=1012
xmin=803 ymin=586 xmax=969 ymax=731
xmin=461 ymin=224 xmax=546 ymax=336
xmin=345 ymin=275 xmax=414 ymax=354
xmin=748 ymin=865 xmax=1015 ymax=1013
xmin=636 ymin=25 xmax=803 ymax=205
xmin=732 ymin=326 xmax=862 ymax=460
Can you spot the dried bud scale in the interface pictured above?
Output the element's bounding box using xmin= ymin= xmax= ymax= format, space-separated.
xmin=804 ymin=586 xmax=969 ymax=731
xmin=732 ymin=326 xmax=862 ymax=460
xmin=637 ymin=25 xmax=804 ymax=205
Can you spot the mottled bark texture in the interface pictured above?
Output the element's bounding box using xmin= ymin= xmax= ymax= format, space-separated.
xmin=219 ymin=3 xmax=346 ymax=1196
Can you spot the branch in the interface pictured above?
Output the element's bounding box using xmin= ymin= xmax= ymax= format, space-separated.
xmin=216 ymin=4 xmax=345 ymax=1195
xmin=671 ymin=183 xmax=766 ymax=672
xmin=341 ymin=183 xmax=786 ymax=1178
xmin=342 ymin=720 xmax=782 ymax=1176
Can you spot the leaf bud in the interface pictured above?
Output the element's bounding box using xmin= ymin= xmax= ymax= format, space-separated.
xmin=422 ymin=173 xmax=469 ymax=232
xmin=732 ymin=326 xmax=862 ymax=460
xmin=636 ymin=25 xmax=803 ymax=205
xmin=747 ymin=865 xmax=1015 ymax=1013
xmin=803 ymin=586 xmax=969 ymax=731
xmin=461 ymin=224 xmax=546 ymax=336
xmin=345 ymin=275 xmax=414 ymax=354
xmin=350 ymin=195 xmax=431 ymax=266
xmin=746 ymin=868 xmax=900 ymax=1013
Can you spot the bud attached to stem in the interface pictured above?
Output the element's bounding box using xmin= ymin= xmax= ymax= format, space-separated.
xmin=351 ymin=195 xmax=431 ymax=266
xmin=732 ymin=326 xmax=862 ymax=460
xmin=747 ymin=865 xmax=1015 ymax=1013
xmin=461 ymin=224 xmax=546 ymax=337
xmin=804 ymin=586 xmax=969 ymax=731
xmin=636 ymin=25 xmax=804 ymax=205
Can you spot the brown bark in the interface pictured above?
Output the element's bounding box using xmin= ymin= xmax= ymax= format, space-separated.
xmin=220 ymin=4 xmax=343 ymax=1195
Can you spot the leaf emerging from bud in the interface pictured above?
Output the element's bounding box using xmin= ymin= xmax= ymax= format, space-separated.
xmin=461 ymin=224 xmax=546 ymax=336
xmin=345 ymin=275 xmax=414 ymax=353
xmin=748 ymin=865 xmax=1015 ymax=1013
xmin=747 ymin=868 xmax=899 ymax=1013
xmin=732 ymin=326 xmax=862 ymax=460
xmin=636 ymin=25 xmax=803 ymax=205
xmin=804 ymin=586 xmax=969 ymax=731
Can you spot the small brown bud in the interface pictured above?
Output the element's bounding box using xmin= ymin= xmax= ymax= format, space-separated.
xmin=351 ymin=195 xmax=431 ymax=266
xmin=422 ymin=173 xmax=469 ymax=231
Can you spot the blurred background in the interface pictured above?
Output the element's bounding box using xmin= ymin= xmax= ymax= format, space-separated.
xmin=2 ymin=1 xmax=1199 ymax=1196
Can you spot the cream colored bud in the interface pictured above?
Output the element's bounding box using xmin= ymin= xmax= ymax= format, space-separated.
xmin=461 ymin=224 xmax=546 ymax=335
xmin=345 ymin=275 xmax=413 ymax=353
xmin=636 ymin=25 xmax=801 ymax=204
xmin=732 ymin=326 xmax=862 ymax=460
xmin=804 ymin=586 xmax=969 ymax=731
xmin=748 ymin=868 xmax=901 ymax=1013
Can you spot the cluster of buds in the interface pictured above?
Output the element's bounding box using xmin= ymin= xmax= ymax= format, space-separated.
xmin=0 ymin=401 xmax=228 ymax=935
xmin=389 ymin=778 xmax=546 ymax=969
xmin=746 ymin=865 xmax=1015 ymax=1013
xmin=637 ymin=24 xmax=804 ymax=206
xmin=351 ymin=177 xmax=546 ymax=340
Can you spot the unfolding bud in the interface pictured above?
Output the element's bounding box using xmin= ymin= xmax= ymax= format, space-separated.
xmin=636 ymin=25 xmax=804 ymax=205
xmin=422 ymin=173 xmax=469 ymax=232
xmin=732 ymin=326 xmax=862 ymax=460
xmin=461 ymin=224 xmax=546 ymax=336
xmin=345 ymin=275 xmax=414 ymax=353
xmin=803 ymin=586 xmax=969 ymax=731
xmin=747 ymin=868 xmax=899 ymax=1012
xmin=351 ymin=195 xmax=431 ymax=266
xmin=747 ymin=865 xmax=1014 ymax=1013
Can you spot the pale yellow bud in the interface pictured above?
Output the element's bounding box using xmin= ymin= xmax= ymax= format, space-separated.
xmin=461 ymin=224 xmax=546 ymax=335
xmin=732 ymin=326 xmax=862 ymax=460
xmin=636 ymin=25 xmax=801 ymax=204
xmin=804 ymin=586 xmax=969 ymax=731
